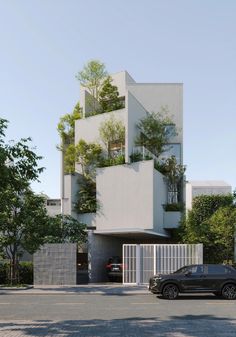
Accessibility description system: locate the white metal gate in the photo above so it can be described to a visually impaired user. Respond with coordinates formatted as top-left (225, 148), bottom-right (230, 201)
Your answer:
top-left (123, 244), bottom-right (203, 285)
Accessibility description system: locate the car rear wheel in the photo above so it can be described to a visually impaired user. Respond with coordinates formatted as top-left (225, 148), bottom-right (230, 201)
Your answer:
top-left (222, 284), bottom-right (236, 300)
top-left (162, 284), bottom-right (179, 299)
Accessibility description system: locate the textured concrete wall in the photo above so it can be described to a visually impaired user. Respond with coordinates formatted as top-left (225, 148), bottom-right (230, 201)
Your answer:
top-left (34, 244), bottom-right (77, 285)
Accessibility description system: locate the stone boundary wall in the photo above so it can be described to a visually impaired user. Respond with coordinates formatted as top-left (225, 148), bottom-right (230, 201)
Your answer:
top-left (34, 243), bottom-right (77, 285)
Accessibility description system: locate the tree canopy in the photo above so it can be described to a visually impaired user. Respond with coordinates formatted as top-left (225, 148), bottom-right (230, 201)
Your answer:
top-left (175, 194), bottom-right (236, 263)
top-left (76, 60), bottom-right (108, 101)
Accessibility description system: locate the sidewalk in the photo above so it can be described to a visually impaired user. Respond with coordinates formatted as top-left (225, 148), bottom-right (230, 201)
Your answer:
top-left (0, 283), bottom-right (149, 295)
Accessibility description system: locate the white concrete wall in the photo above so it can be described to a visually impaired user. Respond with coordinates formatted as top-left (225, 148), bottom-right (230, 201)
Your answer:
top-left (78, 213), bottom-right (96, 227)
top-left (46, 204), bottom-right (61, 217)
top-left (126, 92), bottom-right (148, 162)
top-left (75, 109), bottom-right (125, 146)
top-left (153, 169), bottom-right (167, 235)
top-left (110, 71), bottom-right (135, 97)
top-left (96, 161), bottom-right (154, 231)
top-left (63, 173), bottom-right (80, 219)
top-left (127, 83), bottom-right (183, 154)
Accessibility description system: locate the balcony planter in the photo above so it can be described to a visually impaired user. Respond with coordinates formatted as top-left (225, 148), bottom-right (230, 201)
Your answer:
top-left (163, 211), bottom-right (181, 229)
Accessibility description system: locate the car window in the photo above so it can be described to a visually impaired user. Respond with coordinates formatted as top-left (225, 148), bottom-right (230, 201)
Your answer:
top-left (188, 265), bottom-right (204, 274)
top-left (206, 265), bottom-right (232, 274)
top-left (174, 267), bottom-right (187, 274)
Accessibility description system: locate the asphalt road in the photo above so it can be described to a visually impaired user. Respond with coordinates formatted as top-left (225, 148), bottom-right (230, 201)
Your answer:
top-left (0, 293), bottom-right (236, 336)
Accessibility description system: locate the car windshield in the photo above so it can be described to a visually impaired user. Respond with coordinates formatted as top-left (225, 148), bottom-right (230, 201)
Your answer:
top-left (108, 257), bottom-right (122, 264)
top-left (173, 267), bottom-right (188, 274)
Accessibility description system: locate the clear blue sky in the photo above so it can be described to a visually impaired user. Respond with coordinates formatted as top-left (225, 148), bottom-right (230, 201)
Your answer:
top-left (1, 0), bottom-right (236, 197)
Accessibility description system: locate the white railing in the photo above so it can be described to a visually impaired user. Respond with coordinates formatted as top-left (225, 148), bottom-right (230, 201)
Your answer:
top-left (132, 146), bottom-right (158, 162)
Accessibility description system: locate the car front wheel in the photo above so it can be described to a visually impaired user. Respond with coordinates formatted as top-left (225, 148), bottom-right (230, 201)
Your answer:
top-left (222, 284), bottom-right (236, 300)
top-left (162, 284), bottom-right (179, 300)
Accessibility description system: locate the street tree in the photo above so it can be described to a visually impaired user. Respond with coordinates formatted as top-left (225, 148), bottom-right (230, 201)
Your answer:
top-left (0, 118), bottom-right (47, 283)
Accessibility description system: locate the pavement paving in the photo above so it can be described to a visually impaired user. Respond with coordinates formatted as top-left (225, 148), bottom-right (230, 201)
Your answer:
top-left (0, 283), bottom-right (149, 295)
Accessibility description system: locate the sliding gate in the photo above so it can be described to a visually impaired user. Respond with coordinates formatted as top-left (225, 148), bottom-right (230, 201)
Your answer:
top-left (123, 244), bottom-right (203, 285)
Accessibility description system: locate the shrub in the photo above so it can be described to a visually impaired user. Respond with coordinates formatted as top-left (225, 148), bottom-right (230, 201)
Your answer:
top-left (19, 262), bottom-right (33, 285)
top-left (0, 261), bottom-right (33, 285)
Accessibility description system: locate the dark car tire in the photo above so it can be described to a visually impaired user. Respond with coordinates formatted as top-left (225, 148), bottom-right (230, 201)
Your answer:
top-left (162, 284), bottom-right (179, 300)
top-left (222, 284), bottom-right (236, 300)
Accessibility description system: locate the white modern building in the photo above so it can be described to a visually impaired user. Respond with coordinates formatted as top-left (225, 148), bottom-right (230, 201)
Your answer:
top-left (185, 180), bottom-right (232, 211)
top-left (45, 198), bottom-right (61, 217)
top-left (62, 71), bottom-right (184, 281)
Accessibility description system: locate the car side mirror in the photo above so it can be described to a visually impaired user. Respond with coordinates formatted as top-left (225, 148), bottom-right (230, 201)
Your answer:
top-left (185, 271), bottom-right (192, 276)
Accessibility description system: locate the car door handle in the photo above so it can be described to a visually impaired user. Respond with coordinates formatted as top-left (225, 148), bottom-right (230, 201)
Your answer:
top-left (200, 275), bottom-right (206, 278)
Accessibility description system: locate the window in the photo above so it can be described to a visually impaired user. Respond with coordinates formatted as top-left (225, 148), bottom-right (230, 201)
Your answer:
top-left (206, 265), bottom-right (232, 275)
top-left (188, 265), bottom-right (204, 274)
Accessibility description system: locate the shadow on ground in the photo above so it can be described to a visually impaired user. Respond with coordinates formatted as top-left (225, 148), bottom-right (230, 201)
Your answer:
top-left (0, 315), bottom-right (236, 337)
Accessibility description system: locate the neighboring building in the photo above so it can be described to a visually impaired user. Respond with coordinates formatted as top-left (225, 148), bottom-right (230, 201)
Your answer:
top-left (46, 198), bottom-right (61, 216)
top-left (185, 180), bottom-right (232, 211)
top-left (62, 71), bottom-right (184, 281)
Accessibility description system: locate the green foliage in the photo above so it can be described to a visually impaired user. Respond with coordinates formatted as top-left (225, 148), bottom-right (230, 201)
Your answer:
top-left (188, 194), bottom-right (234, 226)
top-left (45, 215), bottom-right (87, 246)
top-left (0, 119), bottom-right (49, 284)
top-left (0, 261), bottom-right (33, 285)
top-left (164, 203), bottom-right (183, 212)
top-left (130, 152), bottom-right (143, 162)
top-left (207, 206), bottom-right (236, 262)
top-left (75, 140), bottom-right (102, 178)
top-left (175, 194), bottom-right (235, 263)
top-left (161, 156), bottom-right (185, 204)
top-left (74, 177), bottom-right (97, 214)
top-left (99, 76), bottom-right (124, 112)
top-left (135, 108), bottom-right (177, 158)
top-left (99, 115), bottom-right (125, 157)
top-left (76, 60), bottom-right (108, 102)
top-left (18, 262), bottom-right (33, 284)
top-left (0, 261), bottom-right (8, 284)
top-left (63, 140), bottom-right (103, 176)
top-left (57, 104), bottom-right (81, 146)
top-left (98, 154), bottom-right (125, 168)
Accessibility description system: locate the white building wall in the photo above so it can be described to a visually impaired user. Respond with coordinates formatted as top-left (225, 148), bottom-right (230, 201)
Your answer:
top-left (126, 92), bottom-right (148, 162)
top-left (96, 161), bottom-right (154, 231)
top-left (63, 173), bottom-right (80, 219)
top-left (153, 169), bottom-right (167, 235)
top-left (127, 83), bottom-right (183, 151)
top-left (74, 109), bottom-right (125, 146)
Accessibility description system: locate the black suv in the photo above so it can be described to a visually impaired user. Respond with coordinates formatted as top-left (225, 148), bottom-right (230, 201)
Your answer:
top-left (106, 256), bottom-right (122, 282)
top-left (149, 264), bottom-right (236, 299)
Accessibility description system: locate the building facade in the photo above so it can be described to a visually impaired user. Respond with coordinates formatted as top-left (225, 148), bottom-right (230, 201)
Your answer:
top-left (62, 71), bottom-right (184, 281)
